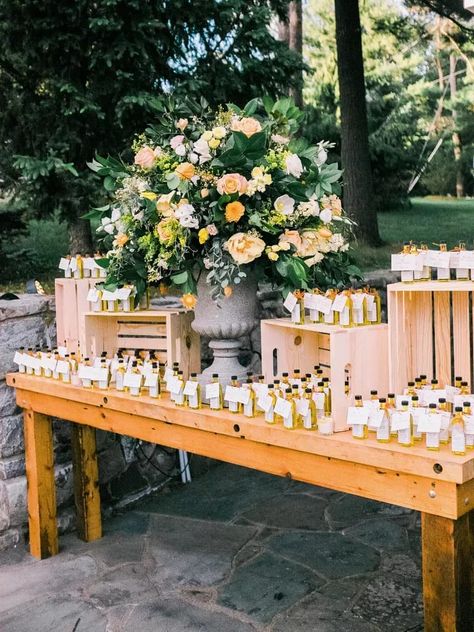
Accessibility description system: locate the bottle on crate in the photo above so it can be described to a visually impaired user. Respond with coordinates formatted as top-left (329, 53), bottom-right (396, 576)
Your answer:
top-left (209, 373), bottom-right (223, 410)
top-left (186, 372), bottom-right (201, 409)
top-left (174, 370), bottom-right (186, 406)
top-left (281, 372), bottom-right (291, 397)
top-left (98, 358), bottom-right (109, 389)
top-left (243, 379), bottom-right (257, 418)
top-left (406, 381), bottom-right (416, 396)
top-left (415, 377), bottom-right (422, 390)
top-left (273, 379), bottom-right (284, 401)
top-left (129, 360), bottom-right (142, 396)
top-left (148, 362), bottom-right (161, 399)
top-left (81, 357), bottom-right (93, 388)
top-left (323, 377), bottom-right (331, 416)
top-left (460, 381), bottom-right (470, 395)
top-left (338, 290), bottom-right (353, 327)
top-left (431, 379), bottom-right (439, 390)
top-left (313, 381), bottom-right (326, 415)
top-left (352, 395), bottom-right (368, 440)
top-left (228, 375), bottom-right (241, 414)
top-left (61, 354), bottom-right (72, 384)
top-left (455, 376), bottom-right (463, 389)
top-left (292, 368), bottom-right (302, 385)
top-left (301, 388), bottom-right (318, 430)
top-left (450, 407), bottom-right (466, 456)
top-left (43, 349), bottom-right (53, 378)
top-left (420, 374), bottom-right (428, 387)
top-left (436, 242), bottom-right (450, 281)
top-left (426, 403), bottom-right (441, 451)
top-left (265, 384), bottom-right (277, 425)
top-left (246, 371), bottom-right (254, 382)
top-left (115, 359), bottom-right (126, 391)
top-left (376, 398), bottom-right (391, 443)
top-left (400, 242), bottom-right (414, 283)
top-left (397, 400), bottom-right (414, 447)
top-left (455, 241), bottom-right (469, 281)
top-left (419, 243), bottom-right (431, 281)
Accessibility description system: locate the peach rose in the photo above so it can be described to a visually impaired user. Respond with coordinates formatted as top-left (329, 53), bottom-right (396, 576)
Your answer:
top-left (181, 293), bottom-right (197, 309)
top-left (175, 162), bottom-right (195, 180)
top-left (134, 146), bottom-right (157, 170)
top-left (115, 233), bottom-right (129, 247)
top-left (231, 117), bottom-right (262, 137)
top-left (278, 229), bottom-right (303, 253)
top-left (155, 218), bottom-right (177, 244)
top-left (318, 227), bottom-right (333, 239)
top-left (216, 173), bottom-right (248, 196)
top-left (225, 201), bottom-right (245, 223)
top-left (156, 192), bottom-right (174, 216)
top-left (225, 232), bottom-right (265, 265)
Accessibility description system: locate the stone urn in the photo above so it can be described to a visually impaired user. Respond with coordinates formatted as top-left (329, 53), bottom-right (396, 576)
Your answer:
top-left (191, 273), bottom-right (258, 383)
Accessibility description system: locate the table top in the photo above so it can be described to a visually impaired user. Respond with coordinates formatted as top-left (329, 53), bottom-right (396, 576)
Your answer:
top-left (7, 373), bottom-right (474, 486)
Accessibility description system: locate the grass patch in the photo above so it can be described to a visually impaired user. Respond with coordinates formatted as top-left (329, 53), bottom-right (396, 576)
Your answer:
top-left (354, 197), bottom-right (474, 270)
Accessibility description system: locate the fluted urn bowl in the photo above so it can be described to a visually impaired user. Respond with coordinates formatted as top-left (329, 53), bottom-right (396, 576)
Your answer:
top-left (191, 273), bottom-right (258, 383)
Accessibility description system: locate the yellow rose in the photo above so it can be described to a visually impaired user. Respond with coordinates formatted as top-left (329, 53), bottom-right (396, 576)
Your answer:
top-left (175, 162), bottom-right (195, 180)
top-left (267, 251), bottom-right (279, 261)
top-left (216, 173), bottom-right (248, 196)
top-left (141, 191), bottom-right (157, 201)
top-left (115, 233), bottom-right (129, 247)
top-left (134, 146), bottom-right (157, 170)
top-left (231, 117), bottom-right (262, 137)
top-left (318, 227), bottom-right (333, 239)
top-left (212, 126), bottom-right (227, 139)
top-left (202, 130), bottom-right (213, 141)
top-left (208, 138), bottom-right (220, 149)
top-left (226, 232), bottom-right (266, 265)
top-left (251, 166), bottom-right (264, 178)
top-left (225, 201), bottom-right (245, 223)
top-left (198, 228), bottom-right (209, 244)
top-left (182, 293), bottom-right (197, 309)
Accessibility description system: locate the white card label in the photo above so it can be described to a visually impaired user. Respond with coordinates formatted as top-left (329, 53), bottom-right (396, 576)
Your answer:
top-left (224, 385), bottom-right (241, 403)
top-left (332, 294), bottom-right (348, 313)
top-left (123, 372), bottom-right (142, 388)
top-left (391, 411), bottom-right (411, 431)
top-left (346, 407), bottom-right (369, 426)
top-left (183, 381), bottom-right (198, 396)
top-left (58, 257), bottom-right (70, 271)
top-left (206, 382), bottom-right (221, 399)
top-left (87, 288), bottom-right (100, 303)
top-left (274, 397), bottom-right (291, 417)
top-left (258, 395), bottom-right (273, 412)
top-left (283, 293), bottom-right (297, 313)
top-left (417, 414), bottom-right (442, 433)
top-left (368, 409), bottom-right (385, 429)
top-left (296, 398), bottom-right (309, 416)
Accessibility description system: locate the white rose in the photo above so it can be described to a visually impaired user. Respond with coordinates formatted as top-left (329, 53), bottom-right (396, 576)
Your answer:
top-left (285, 153), bottom-right (304, 178)
top-left (274, 194), bottom-right (295, 216)
top-left (319, 208), bottom-right (333, 224)
top-left (101, 217), bottom-right (114, 234)
top-left (193, 137), bottom-right (212, 163)
top-left (271, 134), bottom-right (290, 145)
top-left (170, 135), bottom-right (185, 150)
top-left (111, 208), bottom-right (122, 222)
top-left (212, 126), bottom-right (227, 139)
top-left (316, 148), bottom-right (328, 167)
top-left (306, 252), bottom-right (324, 266)
top-left (188, 152), bottom-right (199, 164)
top-left (174, 144), bottom-right (187, 157)
top-left (175, 203), bottom-right (195, 219)
top-left (180, 215), bottom-right (199, 229)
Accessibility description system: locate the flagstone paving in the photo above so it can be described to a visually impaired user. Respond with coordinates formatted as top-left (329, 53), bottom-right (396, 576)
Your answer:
top-left (0, 463), bottom-right (424, 631)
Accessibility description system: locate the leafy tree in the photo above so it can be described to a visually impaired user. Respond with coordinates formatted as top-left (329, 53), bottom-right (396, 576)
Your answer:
top-left (0, 0), bottom-right (302, 251)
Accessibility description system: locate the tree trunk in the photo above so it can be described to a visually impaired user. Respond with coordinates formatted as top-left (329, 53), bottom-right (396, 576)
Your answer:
top-left (288, 1), bottom-right (303, 107)
top-left (449, 53), bottom-right (464, 198)
top-left (334, 0), bottom-right (381, 246)
top-left (69, 214), bottom-right (93, 254)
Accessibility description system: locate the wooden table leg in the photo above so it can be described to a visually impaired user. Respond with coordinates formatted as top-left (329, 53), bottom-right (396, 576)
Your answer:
top-left (421, 511), bottom-right (474, 632)
top-left (71, 424), bottom-right (102, 542)
top-left (23, 410), bottom-right (58, 559)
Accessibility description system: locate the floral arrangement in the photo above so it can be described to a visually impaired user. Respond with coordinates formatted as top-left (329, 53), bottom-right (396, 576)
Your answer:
top-left (88, 97), bottom-right (358, 307)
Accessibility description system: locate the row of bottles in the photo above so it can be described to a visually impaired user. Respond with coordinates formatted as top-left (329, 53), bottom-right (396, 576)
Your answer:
top-left (58, 254), bottom-right (107, 279)
top-left (284, 287), bottom-right (382, 327)
top-left (392, 241), bottom-right (474, 283)
top-left (347, 380), bottom-right (474, 455)
top-left (86, 285), bottom-right (148, 312)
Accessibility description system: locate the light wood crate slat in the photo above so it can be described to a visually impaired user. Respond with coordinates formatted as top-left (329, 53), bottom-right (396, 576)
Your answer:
top-left (84, 310), bottom-right (200, 372)
top-left (261, 319), bottom-right (389, 432)
top-left (55, 278), bottom-right (97, 353)
top-left (388, 283), bottom-right (474, 394)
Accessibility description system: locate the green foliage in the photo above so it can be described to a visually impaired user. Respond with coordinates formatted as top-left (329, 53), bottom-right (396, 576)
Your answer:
top-left (0, 0), bottom-right (302, 233)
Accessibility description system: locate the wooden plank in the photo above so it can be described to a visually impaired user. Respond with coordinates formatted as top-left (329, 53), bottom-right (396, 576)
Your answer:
top-left (17, 392), bottom-right (461, 518)
top-left (71, 424), bottom-right (102, 542)
top-left (421, 511), bottom-right (473, 631)
top-left (83, 310), bottom-right (184, 318)
top-left (23, 410), bottom-right (58, 559)
top-left (116, 336), bottom-right (168, 351)
top-left (388, 286), bottom-right (407, 394)
top-left (116, 322), bottom-right (167, 336)
top-left (389, 281), bottom-right (474, 292)
top-left (452, 292), bottom-right (471, 386)
top-left (8, 374), bottom-right (473, 485)
top-left (411, 291), bottom-right (434, 381)
top-left (434, 292), bottom-right (452, 387)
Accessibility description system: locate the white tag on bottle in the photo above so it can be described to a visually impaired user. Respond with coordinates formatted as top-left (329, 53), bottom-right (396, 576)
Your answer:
top-left (332, 294), bottom-right (347, 313)
top-left (238, 388), bottom-right (251, 405)
top-left (183, 381), bottom-right (198, 396)
top-left (391, 412), bottom-right (411, 431)
top-left (224, 385), bottom-right (241, 403)
top-left (258, 395), bottom-right (273, 412)
top-left (123, 372), bottom-right (142, 388)
top-left (368, 409), bottom-right (385, 429)
top-left (87, 288), bottom-right (100, 303)
top-left (58, 257), bottom-right (70, 271)
top-left (206, 382), bottom-right (221, 399)
top-left (314, 295), bottom-right (333, 315)
top-left (283, 293), bottom-right (297, 313)
top-left (144, 373), bottom-right (159, 388)
top-left (274, 397), bottom-right (291, 417)
top-left (346, 407), bottom-right (369, 426)
top-left (296, 398), bottom-right (309, 416)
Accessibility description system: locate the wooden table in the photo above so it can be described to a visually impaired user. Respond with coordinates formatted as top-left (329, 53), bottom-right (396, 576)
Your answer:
top-left (6, 373), bottom-right (474, 631)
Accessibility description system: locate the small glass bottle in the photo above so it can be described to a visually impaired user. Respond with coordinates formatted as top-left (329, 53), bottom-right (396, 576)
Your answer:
top-left (376, 398), bottom-right (391, 443)
top-left (438, 398), bottom-right (450, 444)
top-left (52, 349), bottom-right (61, 379)
top-left (228, 375), bottom-right (241, 413)
top-left (115, 359), bottom-right (126, 391)
top-left (186, 372), bottom-right (201, 409)
top-left (129, 360), bottom-right (142, 396)
top-left (292, 368), bottom-right (302, 386)
top-left (460, 381), bottom-right (470, 395)
top-left (174, 370), bottom-right (186, 406)
top-left (455, 241), bottom-right (469, 281)
top-left (33, 347), bottom-right (42, 377)
top-left (400, 242), bottom-right (414, 283)
top-left (293, 291), bottom-right (305, 325)
top-left (463, 401), bottom-right (474, 449)
top-left (426, 403), bottom-right (441, 451)
top-left (431, 378), bottom-right (439, 390)
top-left (397, 400), bottom-right (414, 447)
top-left (450, 407), bottom-right (466, 456)
top-left (323, 377), bottom-right (331, 416)
top-left (17, 346), bottom-right (26, 374)
top-left (265, 384), bottom-right (277, 424)
top-left (437, 242), bottom-right (450, 281)
top-left (302, 388), bottom-right (318, 430)
top-left (455, 376), bottom-right (463, 389)
top-left (420, 374), bottom-right (428, 387)
top-left (338, 290), bottom-right (353, 327)
top-left (97, 358), bottom-right (109, 389)
top-left (61, 354), bottom-right (71, 383)
top-left (281, 372), bottom-right (291, 397)
top-left (419, 243), bottom-right (431, 281)
top-left (352, 395), bottom-right (368, 439)
top-left (411, 395), bottom-right (423, 441)
top-left (282, 387), bottom-right (298, 430)
top-left (209, 373), bottom-right (223, 410)
top-left (73, 253), bottom-right (84, 279)
top-left (243, 379), bottom-right (257, 417)
top-left (81, 357), bottom-right (93, 388)
top-left (43, 349), bottom-right (53, 378)
top-left (148, 362), bottom-right (161, 399)
top-left (273, 379), bottom-right (284, 402)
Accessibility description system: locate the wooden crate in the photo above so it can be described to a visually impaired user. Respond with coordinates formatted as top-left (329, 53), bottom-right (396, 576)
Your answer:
top-left (388, 281), bottom-right (474, 394)
top-left (261, 319), bottom-right (389, 431)
top-left (84, 310), bottom-right (201, 376)
top-left (55, 278), bottom-right (97, 352)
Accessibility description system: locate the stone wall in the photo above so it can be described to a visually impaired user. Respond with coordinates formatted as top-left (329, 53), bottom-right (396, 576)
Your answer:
top-left (0, 295), bottom-right (186, 552)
